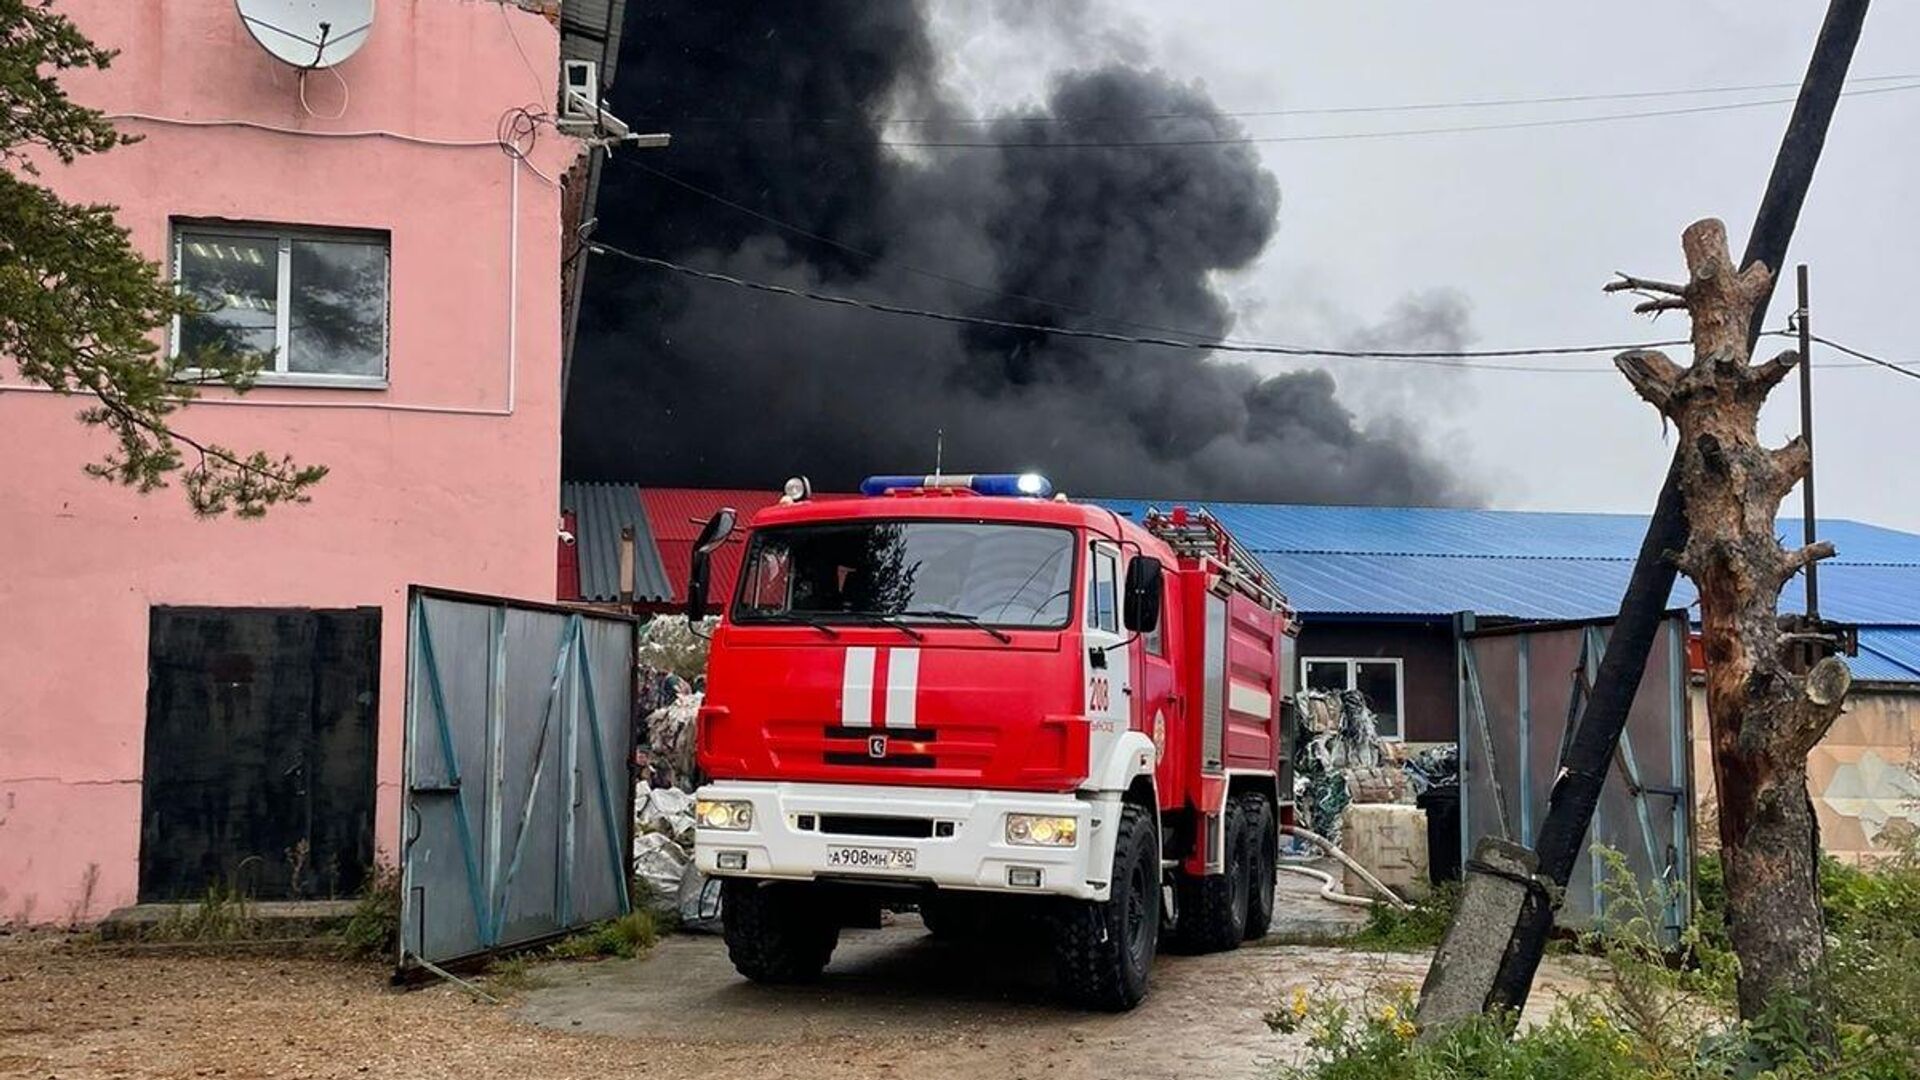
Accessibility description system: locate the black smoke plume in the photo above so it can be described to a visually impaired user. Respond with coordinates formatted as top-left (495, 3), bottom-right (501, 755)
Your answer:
top-left (565, 1), bottom-right (1475, 505)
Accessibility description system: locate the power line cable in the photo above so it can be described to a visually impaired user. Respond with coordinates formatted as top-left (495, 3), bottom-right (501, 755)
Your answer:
top-left (644, 73), bottom-right (1920, 126)
top-left (857, 81), bottom-right (1920, 149)
top-left (585, 243), bottom-right (1904, 376)
top-left (611, 160), bottom-right (1884, 373)
top-left (586, 241), bottom-right (1699, 371)
top-left (1807, 332), bottom-right (1920, 381)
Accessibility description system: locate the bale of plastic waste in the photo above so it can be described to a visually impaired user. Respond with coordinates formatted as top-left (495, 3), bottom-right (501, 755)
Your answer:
top-left (632, 831), bottom-right (689, 912)
top-left (636, 786), bottom-right (696, 845)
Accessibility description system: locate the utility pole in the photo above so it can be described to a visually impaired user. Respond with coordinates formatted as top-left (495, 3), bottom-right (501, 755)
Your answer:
top-left (1797, 265), bottom-right (1820, 618)
top-left (1418, 0), bottom-right (1871, 1029)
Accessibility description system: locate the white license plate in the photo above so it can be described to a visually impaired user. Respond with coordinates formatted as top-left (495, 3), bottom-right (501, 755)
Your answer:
top-left (824, 845), bottom-right (917, 872)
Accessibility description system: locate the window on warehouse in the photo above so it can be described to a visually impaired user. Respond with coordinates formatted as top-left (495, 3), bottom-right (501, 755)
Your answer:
top-left (172, 222), bottom-right (391, 387)
top-left (1301, 657), bottom-right (1404, 740)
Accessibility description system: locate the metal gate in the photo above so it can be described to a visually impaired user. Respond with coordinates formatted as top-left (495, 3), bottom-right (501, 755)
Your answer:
top-left (1457, 612), bottom-right (1694, 941)
top-left (399, 588), bottom-right (635, 969)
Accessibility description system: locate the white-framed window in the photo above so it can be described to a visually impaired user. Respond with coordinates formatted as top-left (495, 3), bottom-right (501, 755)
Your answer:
top-left (172, 221), bottom-right (391, 387)
top-left (1088, 545), bottom-right (1118, 634)
top-left (1302, 656), bottom-right (1404, 740)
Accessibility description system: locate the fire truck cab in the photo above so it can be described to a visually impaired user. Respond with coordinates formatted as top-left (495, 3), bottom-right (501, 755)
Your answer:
top-left (689, 474), bottom-right (1297, 1010)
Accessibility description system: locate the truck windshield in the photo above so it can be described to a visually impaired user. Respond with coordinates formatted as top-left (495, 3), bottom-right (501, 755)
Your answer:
top-left (734, 521), bottom-right (1075, 630)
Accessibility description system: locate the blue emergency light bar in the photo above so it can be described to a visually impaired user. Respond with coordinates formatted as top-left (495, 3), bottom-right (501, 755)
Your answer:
top-left (860, 473), bottom-right (1053, 498)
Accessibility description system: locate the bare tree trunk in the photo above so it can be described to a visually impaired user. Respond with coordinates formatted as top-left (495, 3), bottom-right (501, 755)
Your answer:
top-left (1611, 218), bottom-right (1852, 1019)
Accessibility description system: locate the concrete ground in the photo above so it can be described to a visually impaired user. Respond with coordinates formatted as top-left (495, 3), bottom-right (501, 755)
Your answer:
top-left (515, 874), bottom-right (1585, 1080)
top-left (0, 875), bottom-right (1593, 1080)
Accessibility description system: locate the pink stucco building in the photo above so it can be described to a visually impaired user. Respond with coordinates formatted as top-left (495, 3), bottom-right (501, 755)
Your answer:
top-left (0, 0), bottom-right (588, 922)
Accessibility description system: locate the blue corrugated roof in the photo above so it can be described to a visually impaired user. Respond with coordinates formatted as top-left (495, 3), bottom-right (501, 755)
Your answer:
top-left (1091, 500), bottom-right (1920, 683)
top-left (1856, 628), bottom-right (1920, 682)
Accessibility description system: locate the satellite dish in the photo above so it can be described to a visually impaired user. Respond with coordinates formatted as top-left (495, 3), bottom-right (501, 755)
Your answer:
top-left (237, 0), bottom-right (375, 69)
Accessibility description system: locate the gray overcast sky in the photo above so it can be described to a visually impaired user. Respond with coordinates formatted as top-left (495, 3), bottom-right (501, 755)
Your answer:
top-left (926, 2), bottom-right (1920, 532)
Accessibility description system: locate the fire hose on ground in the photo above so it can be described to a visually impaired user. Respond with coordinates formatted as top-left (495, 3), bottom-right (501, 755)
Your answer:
top-left (1278, 824), bottom-right (1413, 911)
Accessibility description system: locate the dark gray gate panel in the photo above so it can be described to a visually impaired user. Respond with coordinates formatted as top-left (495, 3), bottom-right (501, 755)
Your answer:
top-left (400, 590), bottom-right (634, 968)
top-left (1457, 613), bottom-right (1693, 941)
top-left (141, 606), bottom-right (379, 902)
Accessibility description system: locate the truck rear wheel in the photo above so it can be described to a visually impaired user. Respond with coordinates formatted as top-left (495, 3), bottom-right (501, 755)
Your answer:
top-left (721, 879), bottom-right (839, 983)
top-left (1242, 794), bottom-right (1277, 940)
top-left (1169, 796), bottom-right (1251, 953)
top-left (1051, 803), bottom-right (1158, 1011)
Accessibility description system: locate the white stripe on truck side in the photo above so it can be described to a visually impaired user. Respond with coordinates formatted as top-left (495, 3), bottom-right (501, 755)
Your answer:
top-left (885, 648), bottom-right (920, 729)
top-left (842, 646), bottom-right (876, 727)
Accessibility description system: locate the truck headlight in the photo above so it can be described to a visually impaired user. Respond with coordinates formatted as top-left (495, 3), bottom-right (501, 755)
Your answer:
top-left (1005, 813), bottom-right (1077, 847)
top-left (696, 799), bottom-right (754, 830)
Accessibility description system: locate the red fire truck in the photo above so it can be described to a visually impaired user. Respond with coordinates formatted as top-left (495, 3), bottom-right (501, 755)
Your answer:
top-left (687, 473), bottom-right (1297, 1010)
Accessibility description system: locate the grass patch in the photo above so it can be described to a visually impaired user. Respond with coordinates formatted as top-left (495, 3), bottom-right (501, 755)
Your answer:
top-left (546, 910), bottom-right (658, 960)
top-left (1284, 847), bottom-right (1920, 1079)
top-left (1344, 885), bottom-right (1459, 952)
top-left (484, 954), bottom-right (551, 994)
top-left (147, 883), bottom-right (261, 942)
top-left (339, 865), bottom-right (401, 959)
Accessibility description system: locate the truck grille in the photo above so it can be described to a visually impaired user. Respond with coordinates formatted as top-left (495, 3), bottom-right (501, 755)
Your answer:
top-left (816, 814), bottom-right (936, 839)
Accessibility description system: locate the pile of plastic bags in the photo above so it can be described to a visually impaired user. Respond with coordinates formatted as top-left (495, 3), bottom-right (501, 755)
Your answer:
top-left (632, 688), bottom-right (722, 932)
top-left (1291, 688), bottom-right (1406, 844)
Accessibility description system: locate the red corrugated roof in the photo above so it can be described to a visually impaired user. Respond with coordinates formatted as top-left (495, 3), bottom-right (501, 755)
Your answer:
top-left (640, 488), bottom-right (852, 610)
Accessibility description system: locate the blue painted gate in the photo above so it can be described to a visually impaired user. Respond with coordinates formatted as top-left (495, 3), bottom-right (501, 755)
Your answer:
top-left (399, 588), bottom-right (635, 968)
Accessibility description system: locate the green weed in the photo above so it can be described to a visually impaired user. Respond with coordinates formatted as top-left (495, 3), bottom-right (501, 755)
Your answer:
top-left (339, 865), bottom-right (401, 959)
top-left (546, 910), bottom-right (658, 960)
top-left (1345, 885), bottom-right (1460, 952)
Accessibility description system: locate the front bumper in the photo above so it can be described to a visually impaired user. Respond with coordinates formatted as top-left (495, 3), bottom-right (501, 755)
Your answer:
top-left (693, 780), bottom-right (1119, 901)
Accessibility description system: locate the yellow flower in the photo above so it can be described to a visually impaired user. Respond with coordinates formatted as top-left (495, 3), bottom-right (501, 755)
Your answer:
top-left (1393, 1019), bottom-right (1417, 1041)
top-left (1377, 1003), bottom-right (1399, 1024)
top-left (1290, 989), bottom-right (1310, 1019)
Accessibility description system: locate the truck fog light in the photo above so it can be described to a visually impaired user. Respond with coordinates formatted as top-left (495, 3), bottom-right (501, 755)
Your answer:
top-left (1008, 867), bottom-right (1043, 888)
top-left (716, 851), bottom-right (748, 871)
top-left (697, 799), bottom-right (754, 830)
top-left (1005, 813), bottom-right (1077, 847)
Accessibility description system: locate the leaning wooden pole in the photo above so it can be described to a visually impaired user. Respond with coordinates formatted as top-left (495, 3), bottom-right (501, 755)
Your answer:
top-left (1418, 0), bottom-right (1872, 1027)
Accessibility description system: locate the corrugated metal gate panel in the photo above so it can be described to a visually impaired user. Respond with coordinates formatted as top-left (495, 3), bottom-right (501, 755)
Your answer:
top-left (1458, 613), bottom-right (1693, 941)
top-left (400, 589), bottom-right (635, 969)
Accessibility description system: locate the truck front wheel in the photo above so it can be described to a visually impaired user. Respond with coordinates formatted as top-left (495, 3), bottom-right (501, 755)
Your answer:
top-left (720, 879), bottom-right (839, 983)
top-left (1051, 803), bottom-right (1159, 1011)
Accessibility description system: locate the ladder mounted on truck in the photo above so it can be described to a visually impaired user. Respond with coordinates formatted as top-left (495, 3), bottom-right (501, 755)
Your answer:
top-left (1141, 506), bottom-right (1292, 614)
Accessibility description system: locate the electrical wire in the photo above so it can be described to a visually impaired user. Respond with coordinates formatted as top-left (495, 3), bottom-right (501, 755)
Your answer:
top-left (495, 0), bottom-right (548, 102)
top-left (648, 73), bottom-right (1920, 127)
top-left (1806, 333), bottom-right (1920, 381)
top-left (103, 111), bottom-right (562, 187)
top-left (296, 64), bottom-right (350, 121)
top-left (497, 104), bottom-right (559, 185)
top-left (585, 242), bottom-right (1911, 376)
top-left (586, 241), bottom-right (1687, 370)
top-left (859, 81), bottom-right (1920, 150)
top-left (612, 161), bottom-right (1889, 375)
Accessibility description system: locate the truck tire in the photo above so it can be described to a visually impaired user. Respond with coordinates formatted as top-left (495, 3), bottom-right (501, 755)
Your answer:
top-left (721, 879), bottom-right (839, 984)
top-left (1242, 794), bottom-right (1278, 940)
top-left (1051, 803), bottom-right (1158, 1011)
top-left (1168, 796), bottom-right (1251, 953)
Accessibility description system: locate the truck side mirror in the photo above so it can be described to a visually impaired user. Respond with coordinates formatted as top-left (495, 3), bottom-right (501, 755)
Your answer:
top-left (1122, 556), bottom-right (1163, 634)
top-left (685, 508), bottom-right (736, 621)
